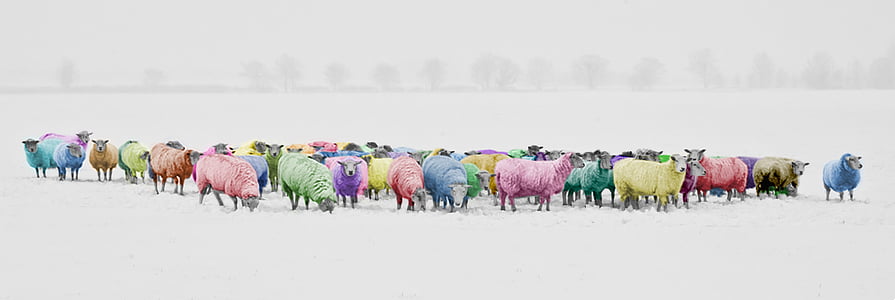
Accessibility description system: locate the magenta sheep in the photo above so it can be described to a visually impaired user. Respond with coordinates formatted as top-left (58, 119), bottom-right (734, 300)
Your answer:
top-left (387, 156), bottom-right (427, 211)
top-left (677, 160), bottom-right (707, 209)
top-left (195, 154), bottom-right (260, 211)
top-left (695, 156), bottom-right (748, 201)
top-left (495, 152), bottom-right (585, 212)
top-left (40, 131), bottom-right (92, 150)
top-left (309, 141), bottom-right (338, 152)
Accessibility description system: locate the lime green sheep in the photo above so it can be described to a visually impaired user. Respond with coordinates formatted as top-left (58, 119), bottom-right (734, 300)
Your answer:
top-left (120, 141), bottom-right (149, 184)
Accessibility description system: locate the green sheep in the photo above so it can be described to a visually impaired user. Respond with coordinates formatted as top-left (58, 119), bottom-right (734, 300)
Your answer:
top-left (278, 153), bottom-right (337, 213)
top-left (120, 141), bottom-right (149, 184)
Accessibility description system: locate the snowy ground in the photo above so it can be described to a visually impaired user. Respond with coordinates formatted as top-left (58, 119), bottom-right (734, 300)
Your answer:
top-left (1, 91), bottom-right (893, 299)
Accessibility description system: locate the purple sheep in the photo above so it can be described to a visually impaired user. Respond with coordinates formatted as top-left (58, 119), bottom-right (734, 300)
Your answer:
top-left (331, 157), bottom-right (366, 208)
top-left (477, 149), bottom-right (510, 156)
top-left (736, 156), bottom-right (760, 190)
top-left (495, 152), bottom-right (585, 212)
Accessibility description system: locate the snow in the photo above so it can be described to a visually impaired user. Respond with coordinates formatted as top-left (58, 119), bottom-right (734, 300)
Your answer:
top-left (1, 91), bottom-right (894, 299)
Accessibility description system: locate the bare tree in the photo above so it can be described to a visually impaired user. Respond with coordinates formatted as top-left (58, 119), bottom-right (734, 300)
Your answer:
top-left (57, 58), bottom-right (76, 89)
top-left (802, 52), bottom-right (835, 89)
top-left (274, 54), bottom-right (300, 93)
top-left (324, 63), bottom-right (350, 91)
top-left (526, 57), bottom-right (553, 91)
top-left (868, 57), bottom-right (895, 89)
top-left (572, 55), bottom-right (609, 89)
top-left (143, 68), bottom-right (166, 89)
top-left (750, 52), bottom-right (775, 88)
top-left (240, 61), bottom-right (270, 91)
top-left (689, 49), bottom-right (720, 89)
top-left (471, 53), bottom-right (499, 90)
top-left (843, 60), bottom-right (865, 89)
top-left (371, 63), bottom-right (401, 91)
top-left (629, 57), bottom-right (664, 90)
top-left (418, 58), bottom-right (445, 91)
top-left (493, 57), bottom-right (521, 90)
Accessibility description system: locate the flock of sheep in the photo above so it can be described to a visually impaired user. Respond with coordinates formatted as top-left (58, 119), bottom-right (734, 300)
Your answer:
top-left (21, 131), bottom-right (865, 213)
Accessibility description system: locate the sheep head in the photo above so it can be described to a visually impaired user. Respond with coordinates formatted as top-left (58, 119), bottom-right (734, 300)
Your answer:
top-left (338, 159), bottom-right (362, 177)
top-left (474, 171), bottom-right (493, 196)
top-left (76, 131), bottom-right (93, 145)
top-left (688, 160), bottom-right (707, 177)
top-left (581, 151), bottom-right (597, 162)
top-left (309, 153), bottom-right (325, 163)
top-left (380, 145), bottom-right (394, 152)
top-left (597, 151), bottom-right (613, 169)
top-left (567, 152), bottom-right (586, 168)
top-left (212, 143), bottom-right (231, 155)
top-left (243, 197), bottom-right (260, 212)
top-left (464, 150), bottom-right (481, 156)
top-left (286, 148), bottom-right (303, 153)
top-left (373, 148), bottom-right (390, 158)
top-left (547, 150), bottom-right (563, 161)
top-left (139, 151), bottom-right (150, 161)
top-left (683, 149), bottom-right (706, 162)
top-left (527, 145), bottom-right (544, 156)
top-left (365, 142), bottom-right (379, 149)
top-left (791, 161), bottom-right (809, 176)
top-left (92, 139), bottom-right (109, 152)
top-left (22, 139), bottom-right (39, 153)
top-left (437, 149), bottom-right (452, 157)
top-left (670, 154), bottom-right (687, 173)
top-left (448, 184), bottom-right (471, 203)
top-left (411, 188), bottom-right (427, 206)
top-left (846, 155), bottom-right (863, 170)
top-left (635, 148), bottom-right (661, 162)
top-left (319, 199), bottom-right (336, 213)
top-left (409, 152), bottom-right (425, 165)
top-left (253, 141), bottom-right (268, 154)
top-left (188, 151), bottom-right (202, 165)
top-left (66, 143), bottom-right (83, 158)
top-left (165, 140), bottom-right (185, 150)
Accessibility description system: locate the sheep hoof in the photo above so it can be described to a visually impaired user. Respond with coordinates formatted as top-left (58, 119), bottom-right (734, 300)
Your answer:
top-left (500, 206), bottom-right (506, 211)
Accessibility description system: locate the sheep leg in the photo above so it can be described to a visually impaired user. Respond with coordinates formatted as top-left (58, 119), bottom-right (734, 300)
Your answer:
top-left (229, 195), bottom-right (239, 211)
top-left (161, 178), bottom-right (167, 192)
top-left (213, 191), bottom-right (224, 206)
top-left (727, 190), bottom-right (733, 201)
top-left (739, 189), bottom-right (745, 201)
top-left (153, 178), bottom-right (160, 194)
top-left (562, 191), bottom-right (568, 206)
top-left (545, 197), bottom-right (551, 211)
top-left (97, 170), bottom-right (102, 182)
top-left (500, 192), bottom-right (507, 211)
top-left (304, 197), bottom-right (310, 210)
top-left (199, 185), bottom-right (210, 204)
top-left (351, 195), bottom-right (357, 209)
top-left (824, 184), bottom-right (831, 200)
top-left (374, 190), bottom-right (380, 201)
top-left (839, 192), bottom-right (844, 201)
top-left (849, 190), bottom-right (854, 201)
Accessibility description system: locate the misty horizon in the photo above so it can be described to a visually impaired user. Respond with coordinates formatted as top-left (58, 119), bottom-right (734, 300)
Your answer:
top-left (2, 0), bottom-right (894, 89)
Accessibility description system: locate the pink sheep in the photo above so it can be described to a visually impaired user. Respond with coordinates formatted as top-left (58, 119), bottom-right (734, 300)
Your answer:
top-left (387, 156), bottom-right (427, 211)
top-left (695, 156), bottom-right (748, 201)
top-left (309, 141), bottom-right (338, 152)
top-left (195, 154), bottom-right (260, 211)
top-left (495, 152), bottom-right (585, 212)
top-left (192, 143), bottom-right (233, 181)
top-left (325, 156), bottom-right (368, 197)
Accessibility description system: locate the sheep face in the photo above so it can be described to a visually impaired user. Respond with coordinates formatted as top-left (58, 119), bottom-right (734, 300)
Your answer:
top-left (267, 144), bottom-right (283, 157)
top-left (212, 143), bottom-right (231, 154)
top-left (286, 148), bottom-right (303, 153)
top-left (581, 151), bottom-right (597, 162)
top-left (381, 145), bottom-right (394, 152)
top-left (365, 142), bottom-right (379, 149)
top-left (547, 150), bottom-right (563, 160)
top-left (448, 184), bottom-right (471, 203)
top-left (688, 160), bottom-right (707, 177)
top-left (319, 199), bottom-right (336, 213)
top-left (411, 188), bottom-right (427, 206)
top-left (670, 154), bottom-right (687, 173)
top-left (310, 153), bottom-right (325, 163)
top-left (475, 171), bottom-right (493, 194)
top-left (635, 149), bottom-right (662, 162)
top-left (846, 155), bottom-right (863, 170)
top-left (253, 141), bottom-right (268, 154)
top-left (22, 139), bottom-right (39, 153)
top-left (464, 150), bottom-right (481, 156)
top-left (244, 197), bottom-right (260, 212)
top-left (92, 139), bottom-right (109, 152)
top-left (66, 143), bottom-right (83, 158)
top-left (166, 141), bottom-right (185, 150)
top-left (597, 152), bottom-right (613, 169)
top-left (437, 149), bottom-right (452, 157)
top-left (569, 153), bottom-right (586, 168)
top-left (791, 161), bottom-right (809, 176)
top-left (338, 159), bottom-right (362, 176)
top-left (373, 148), bottom-right (390, 158)
top-left (684, 149), bottom-right (706, 162)
top-left (139, 151), bottom-right (150, 161)
top-left (527, 145), bottom-right (544, 156)
top-left (189, 151), bottom-right (202, 165)
top-left (76, 131), bottom-right (93, 145)
top-left (409, 152), bottom-right (425, 165)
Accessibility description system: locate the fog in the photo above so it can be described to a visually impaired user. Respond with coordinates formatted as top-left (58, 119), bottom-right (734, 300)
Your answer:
top-left (1, 0), bottom-right (893, 89)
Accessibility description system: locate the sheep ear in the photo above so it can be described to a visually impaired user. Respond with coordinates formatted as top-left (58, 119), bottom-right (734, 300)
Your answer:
top-left (804, 162), bottom-right (810, 166)
top-left (699, 149), bottom-right (706, 154)
top-left (91, 140), bottom-right (97, 144)
top-left (684, 149), bottom-right (691, 153)
top-left (104, 140), bottom-right (109, 143)
top-left (657, 151), bottom-right (663, 155)
top-left (857, 156), bottom-right (862, 160)
top-left (490, 174), bottom-right (496, 177)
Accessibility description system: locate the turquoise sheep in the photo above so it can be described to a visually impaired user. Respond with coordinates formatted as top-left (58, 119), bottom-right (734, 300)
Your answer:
top-left (22, 138), bottom-right (61, 178)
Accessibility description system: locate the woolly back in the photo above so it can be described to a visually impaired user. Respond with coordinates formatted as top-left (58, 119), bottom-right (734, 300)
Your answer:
top-left (422, 156), bottom-right (467, 193)
top-left (117, 141), bottom-right (135, 172)
top-left (464, 163), bottom-right (483, 197)
top-left (278, 153), bottom-right (335, 203)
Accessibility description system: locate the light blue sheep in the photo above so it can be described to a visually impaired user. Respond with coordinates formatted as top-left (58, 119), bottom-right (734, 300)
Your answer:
top-left (823, 153), bottom-right (863, 201)
top-left (422, 155), bottom-right (470, 212)
top-left (22, 138), bottom-right (60, 178)
top-left (237, 155), bottom-right (269, 196)
top-left (54, 142), bottom-right (85, 181)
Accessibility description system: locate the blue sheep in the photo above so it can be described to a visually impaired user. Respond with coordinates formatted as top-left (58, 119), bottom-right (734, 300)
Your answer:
top-left (23, 138), bottom-right (61, 178)
top-left (318, 150), bottom-right (370, 158)
top-left (422, 155), bottom-right (470, 212)
top-left (54, 143), bottom-right (85, 181)
top-left (450, 152), bottom-right (468, 162)
top-left (823, 153), bottom-right (863, 201)
top-left (237, 155), bottom-right (270, 196)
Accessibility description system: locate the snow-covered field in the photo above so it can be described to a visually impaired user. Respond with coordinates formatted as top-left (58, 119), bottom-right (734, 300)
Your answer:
top-left (1, 91), bottom-right (893, 299)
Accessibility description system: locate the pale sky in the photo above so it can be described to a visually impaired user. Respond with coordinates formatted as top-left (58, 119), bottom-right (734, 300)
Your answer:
top-left (1, 0), bottom-right (893, 86)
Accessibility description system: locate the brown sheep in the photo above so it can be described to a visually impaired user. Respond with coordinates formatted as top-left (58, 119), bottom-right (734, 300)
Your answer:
top-left (89, 140), bottom-right (119, 182)
top-left (149, 143), bottom-right (201, 195)
top-left (753, 157), bottom-right (809, 199)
